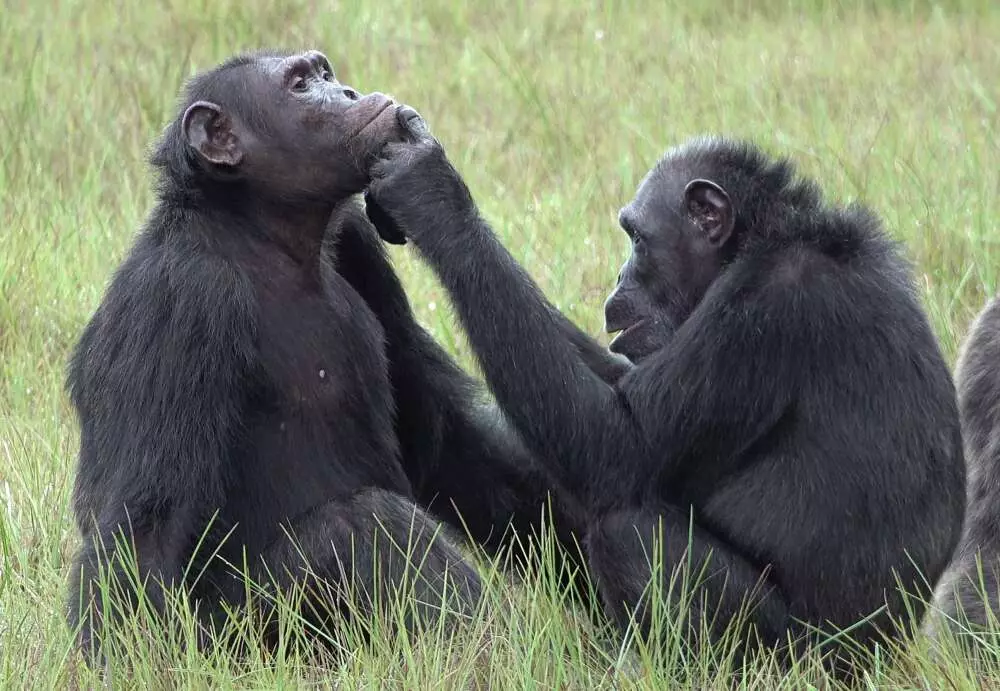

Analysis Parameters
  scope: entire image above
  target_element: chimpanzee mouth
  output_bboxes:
[605,314,643,338]
[607,320,645,353]
[349,96,395,139]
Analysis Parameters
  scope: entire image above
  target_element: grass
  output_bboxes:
[1,0,999,686]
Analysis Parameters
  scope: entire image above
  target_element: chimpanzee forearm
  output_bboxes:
[332,198,630,386]
[253,488,482,643]
[365,169,650,508]
[69,496,212,661]
[552,308,634,385]
[587,504,789,649]
[331,203,590,556]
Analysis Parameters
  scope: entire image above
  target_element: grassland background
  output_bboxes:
[1,0,998,688]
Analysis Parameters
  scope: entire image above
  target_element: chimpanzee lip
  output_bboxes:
[349,96,394,139]
[605,316,644,336]
[608,316,650,352]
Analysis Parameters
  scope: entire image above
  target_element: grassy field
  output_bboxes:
[2,0,999,687]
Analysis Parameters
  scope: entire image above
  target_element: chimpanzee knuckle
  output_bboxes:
[411,139,437,158]
[387,140,411,155]
[398,143,438,172]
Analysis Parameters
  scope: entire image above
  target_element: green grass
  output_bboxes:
[2,0,999,686]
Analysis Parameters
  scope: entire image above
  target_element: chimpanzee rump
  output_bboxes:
[365,120,967,669]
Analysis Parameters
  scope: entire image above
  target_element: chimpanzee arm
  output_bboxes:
[332,199,630,385]
[327,200,589,558]
[552,307,634,385]
[365,151,647,506]
[67,242,257,657]
[365,130,795,511]
[617,263,803,501]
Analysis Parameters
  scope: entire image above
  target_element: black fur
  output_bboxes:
[932,295,1000,631]
[366,128,966,668]
[329,200,589,564]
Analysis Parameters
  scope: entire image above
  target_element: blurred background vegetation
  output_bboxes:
[1,0,997,687]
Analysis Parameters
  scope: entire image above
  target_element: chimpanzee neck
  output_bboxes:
[261,201,333,271]
[221,194,336,277]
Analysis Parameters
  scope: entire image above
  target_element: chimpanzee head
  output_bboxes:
[154,50,404,203]
[603,143,740,363]
[604,138,829,363]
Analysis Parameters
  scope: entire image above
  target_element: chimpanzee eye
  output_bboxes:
[321,70,333,82]
[291,76,308,92]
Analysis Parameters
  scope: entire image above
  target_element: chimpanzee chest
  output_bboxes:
[256,272,391,424]
[223,269,407,554]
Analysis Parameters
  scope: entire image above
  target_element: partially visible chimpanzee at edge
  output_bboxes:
[932,295,1000,633]
[66,51,590,662]
[365,116,967,668]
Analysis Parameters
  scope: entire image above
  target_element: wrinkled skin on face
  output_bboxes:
[178,50,405,201]
[603,165,735,363]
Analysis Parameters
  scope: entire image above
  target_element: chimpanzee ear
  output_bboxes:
[181,101,244,167]
[684,178,733,246]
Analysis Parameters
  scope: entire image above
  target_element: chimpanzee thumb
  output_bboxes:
[396,105,431,143]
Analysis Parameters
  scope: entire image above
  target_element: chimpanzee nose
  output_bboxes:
[340,87,361,101]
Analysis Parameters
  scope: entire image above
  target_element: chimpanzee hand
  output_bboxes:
[365,105,475,246]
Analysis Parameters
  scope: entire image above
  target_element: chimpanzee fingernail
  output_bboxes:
[395,105,429,138]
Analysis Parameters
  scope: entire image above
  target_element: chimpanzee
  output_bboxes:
[931,295,1000,632]
[364,116,967,667]
[65,51,588,662]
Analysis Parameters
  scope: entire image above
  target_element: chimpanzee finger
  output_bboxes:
[364,188,407,245]
[395,105,432,143]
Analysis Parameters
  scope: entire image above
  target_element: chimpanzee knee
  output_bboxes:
[586,506,788,651]
[255,488,481,644]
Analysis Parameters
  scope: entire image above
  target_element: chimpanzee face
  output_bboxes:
[180,50,404,201]
[604,162,734,363]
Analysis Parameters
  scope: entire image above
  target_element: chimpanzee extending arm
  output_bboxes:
[366,119,965,670]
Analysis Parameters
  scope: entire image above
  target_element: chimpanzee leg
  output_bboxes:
[253,488,482,645]
[586,504,789,654]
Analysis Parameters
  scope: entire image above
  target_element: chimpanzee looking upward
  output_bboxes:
[365,119,967,664]
[65,50,584,661]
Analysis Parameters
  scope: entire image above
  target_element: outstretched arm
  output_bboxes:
[364,113,794,511]
[328,200,589,560]
[364,118,649,507]
[67,246,256,659]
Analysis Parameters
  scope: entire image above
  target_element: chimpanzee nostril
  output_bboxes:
[342,88,361,101]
